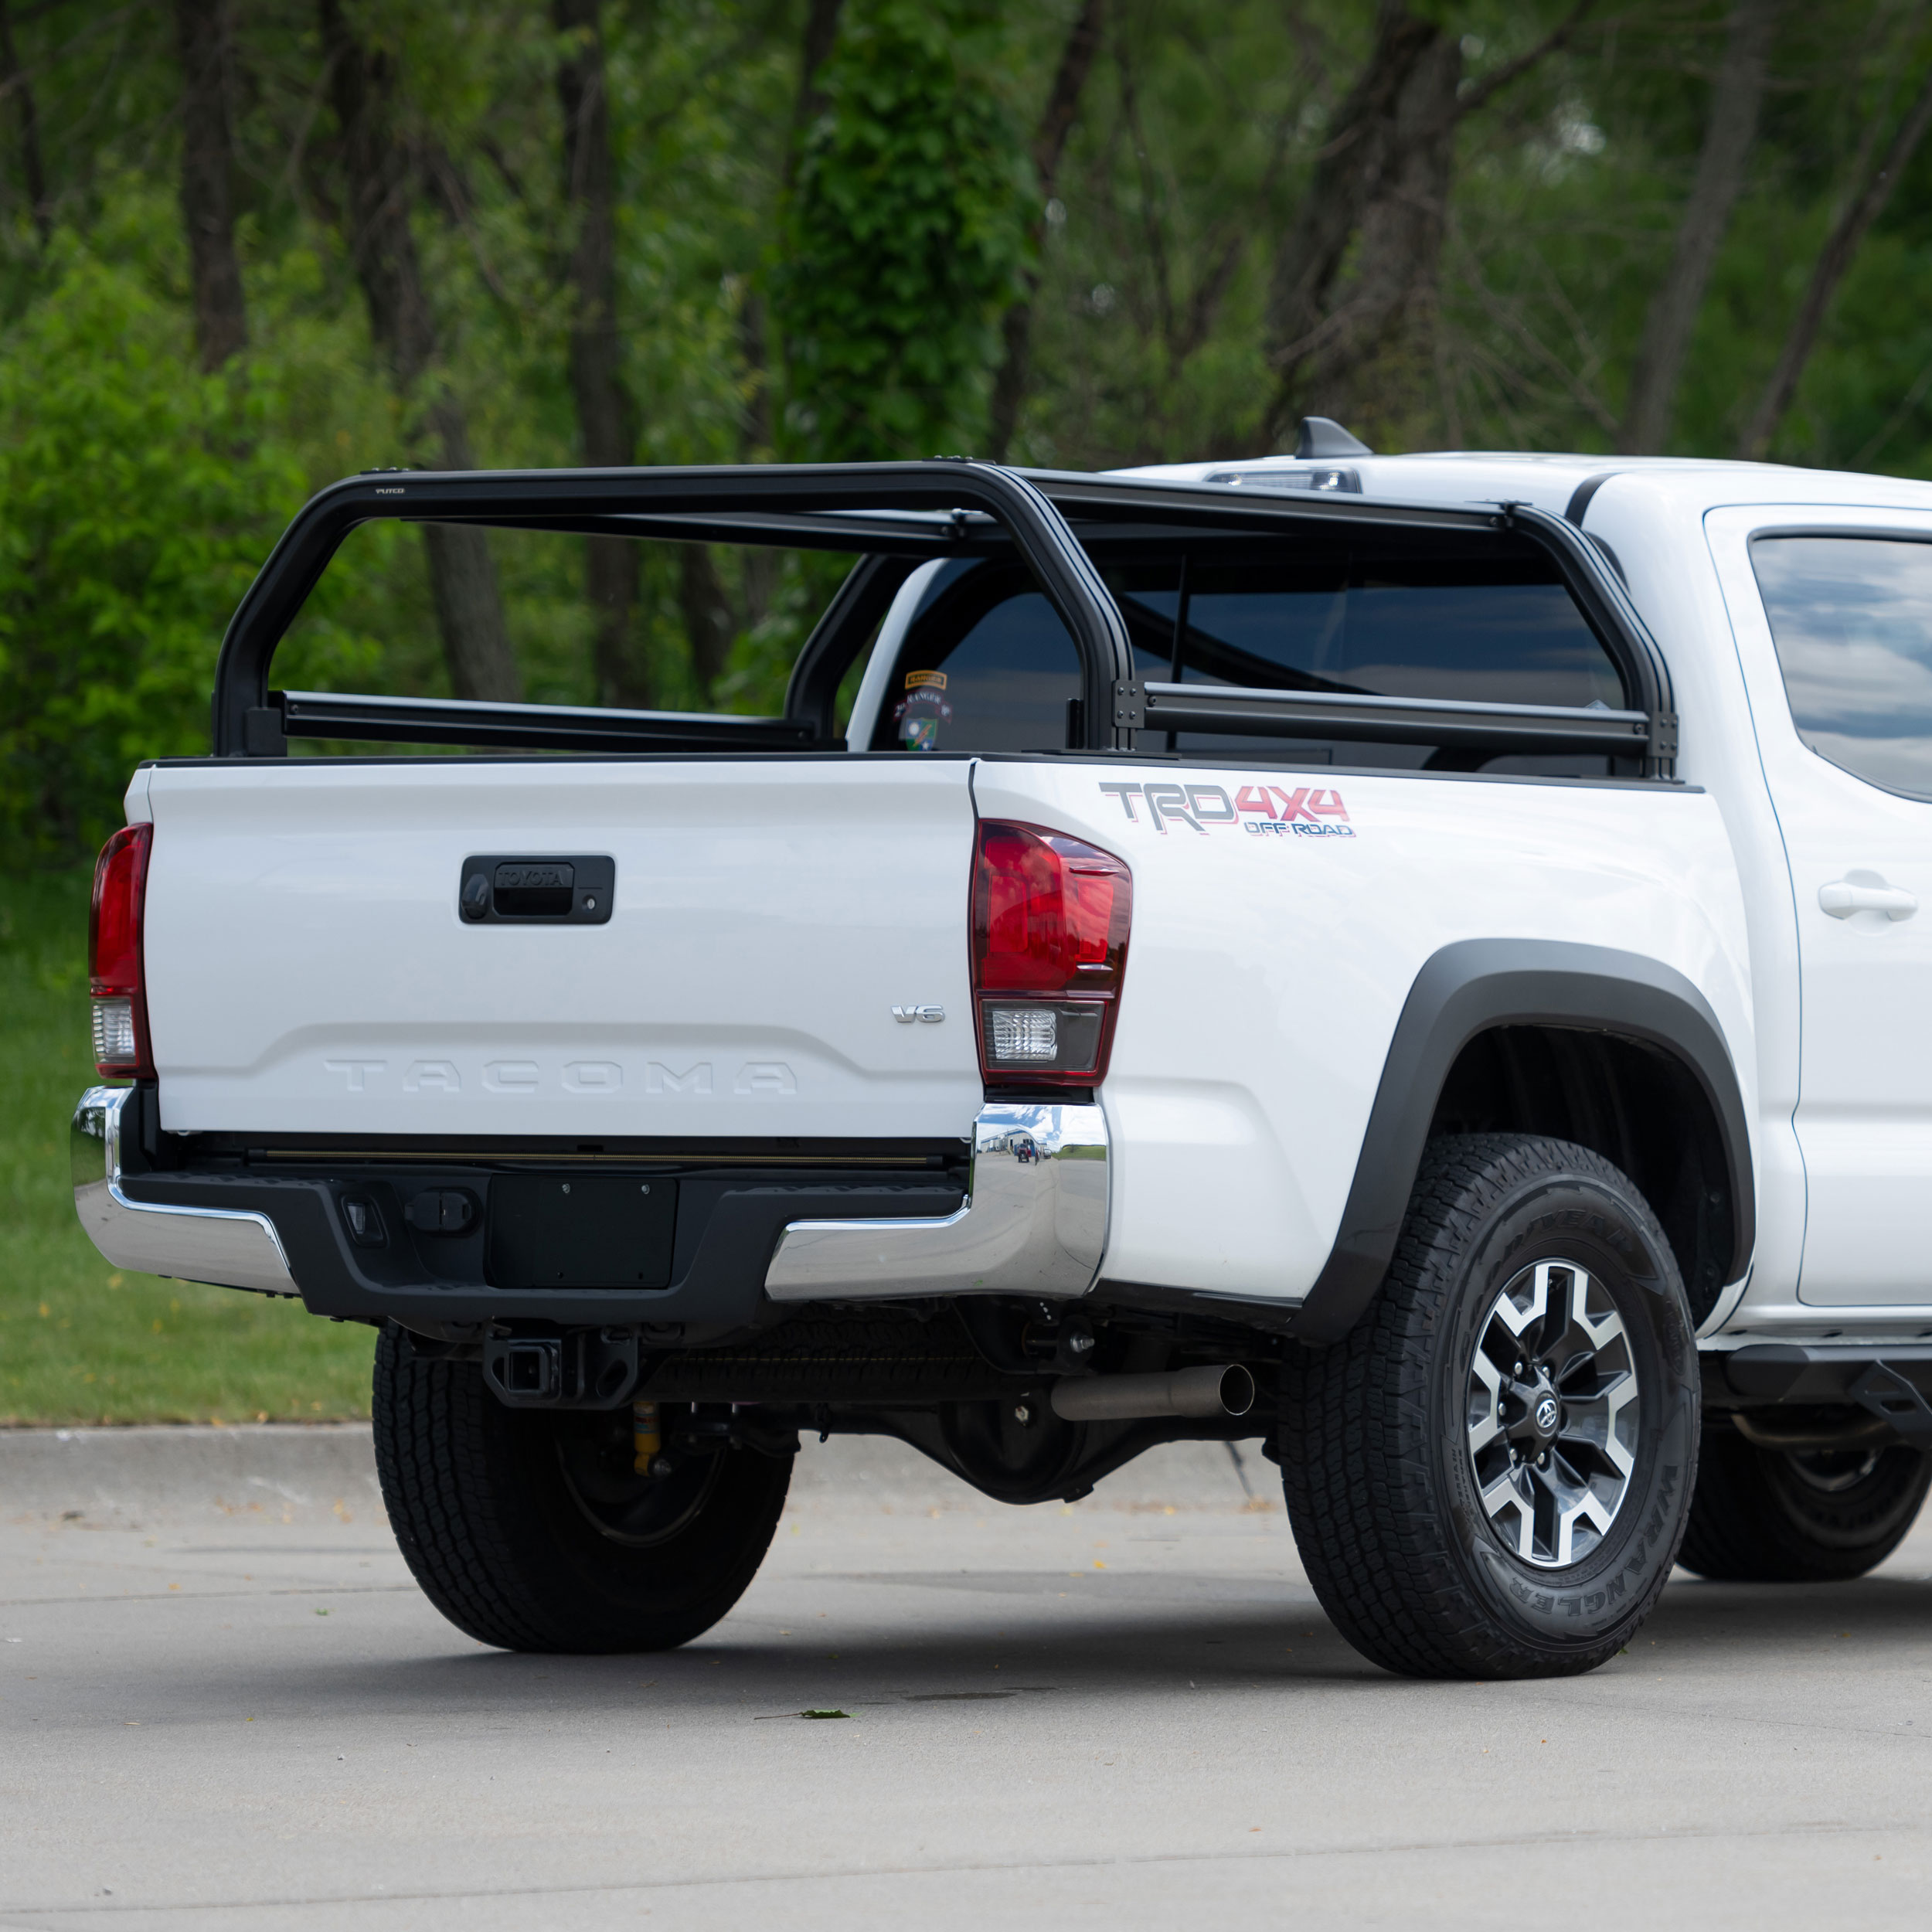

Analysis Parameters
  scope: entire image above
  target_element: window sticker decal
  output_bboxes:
[894,669,953,751]
[1097,780,1355,838]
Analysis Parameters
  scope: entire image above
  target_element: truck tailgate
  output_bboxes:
[135,759,980,1140]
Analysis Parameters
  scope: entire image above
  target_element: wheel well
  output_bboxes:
[1428,1024,1735,1326]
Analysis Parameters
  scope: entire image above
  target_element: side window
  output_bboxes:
[867,562,1084,753]
[1751,535,1932,800]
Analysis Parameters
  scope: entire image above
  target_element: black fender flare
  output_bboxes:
[1293,939,1755,1343]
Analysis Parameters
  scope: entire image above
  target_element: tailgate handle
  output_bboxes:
[495,862,573,917]
[459,855,615,924]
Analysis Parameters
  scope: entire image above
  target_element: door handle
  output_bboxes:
[1819,879,1919,921]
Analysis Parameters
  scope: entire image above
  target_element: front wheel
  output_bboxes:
[1676,1423,1932,1582]
[372,1327,791,1652]
[1282,1134,1699,1679]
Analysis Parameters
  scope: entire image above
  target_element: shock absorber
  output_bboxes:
[632,1399,661,1475]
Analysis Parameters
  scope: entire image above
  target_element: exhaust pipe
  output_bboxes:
[1049,1364,1254,1423]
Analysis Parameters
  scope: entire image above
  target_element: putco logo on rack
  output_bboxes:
[1097,781,1355,837]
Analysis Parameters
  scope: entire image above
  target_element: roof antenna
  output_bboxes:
[1294,416,1373,459]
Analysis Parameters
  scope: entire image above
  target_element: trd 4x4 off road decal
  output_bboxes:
[1097,781,1355,837]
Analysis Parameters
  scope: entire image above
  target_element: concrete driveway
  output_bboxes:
[3,1424,1930,1929]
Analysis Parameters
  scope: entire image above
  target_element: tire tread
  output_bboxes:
[1677,1424,1931,1583]
[372,1327,551,1650]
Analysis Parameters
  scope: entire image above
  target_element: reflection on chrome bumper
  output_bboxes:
[764,1102,1107,1301]
[71,1087,296,1295]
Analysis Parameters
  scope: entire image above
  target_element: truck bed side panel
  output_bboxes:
[971,760,1755,1306]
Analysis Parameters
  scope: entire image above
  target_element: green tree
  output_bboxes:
[0,234,306,862]
[773,0,1032,460]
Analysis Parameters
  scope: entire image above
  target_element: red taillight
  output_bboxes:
[971,821,1131,1087]
[90,822,154,1079]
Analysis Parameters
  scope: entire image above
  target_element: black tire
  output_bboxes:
[1676,1423,1932,1582]
[1281,1133,1699,1679]
[372,1326,791,1652]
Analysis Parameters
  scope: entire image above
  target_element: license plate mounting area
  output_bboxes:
[485,1175,678,1289]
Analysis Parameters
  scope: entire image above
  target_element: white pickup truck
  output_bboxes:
[71,428,1932,1679]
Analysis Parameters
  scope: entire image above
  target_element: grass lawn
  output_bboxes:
[1,869,374,1423]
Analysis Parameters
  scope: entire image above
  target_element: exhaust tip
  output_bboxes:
[1049,1362,1257,1423]
[1217,1363,1256,1417]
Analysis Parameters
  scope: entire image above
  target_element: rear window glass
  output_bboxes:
[866,551,1624,766]
[1112,556,1621,707]
[866,563,1091,753]
[1752,534,1932,800]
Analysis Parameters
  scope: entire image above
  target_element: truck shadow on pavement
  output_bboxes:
[1641,1567,1932,1651]
[317,1565,1932,1709]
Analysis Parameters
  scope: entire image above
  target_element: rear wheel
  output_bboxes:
[1676,1423,1932,1582]
[1282,1134,1699,1679]
[372,1326,791,1652]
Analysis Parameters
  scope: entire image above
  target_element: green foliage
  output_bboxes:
[1011,0,1315,467]
[0,231,309,863]
[1426,0,1932,466]
[774,0,1033,460]
[4,0,1932,863]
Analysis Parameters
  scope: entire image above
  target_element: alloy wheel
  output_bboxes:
[1465,1258,1641,1568]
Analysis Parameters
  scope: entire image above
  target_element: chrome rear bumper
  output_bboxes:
[763,1101,1108,1301]
[71,1087,297,1295]
[71,1087,1102,1310]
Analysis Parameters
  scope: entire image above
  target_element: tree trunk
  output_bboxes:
[554,0,651,709]
[1260,4,1450,446]
[987,0,1106,462]
[787,0,845,185]
[174,0,248,372]
[1324,31,1462,431]
[318,0,519,703]
[735,289,781,631]
[1736,56,1932,460]
[1260,0,1591,451]
[1617,0,1776,454]
[1263,5,1462,446]
[679,546,736,706]
[0,0,49,245]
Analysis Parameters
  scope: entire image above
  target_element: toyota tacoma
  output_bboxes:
[72,425,1932,1676]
